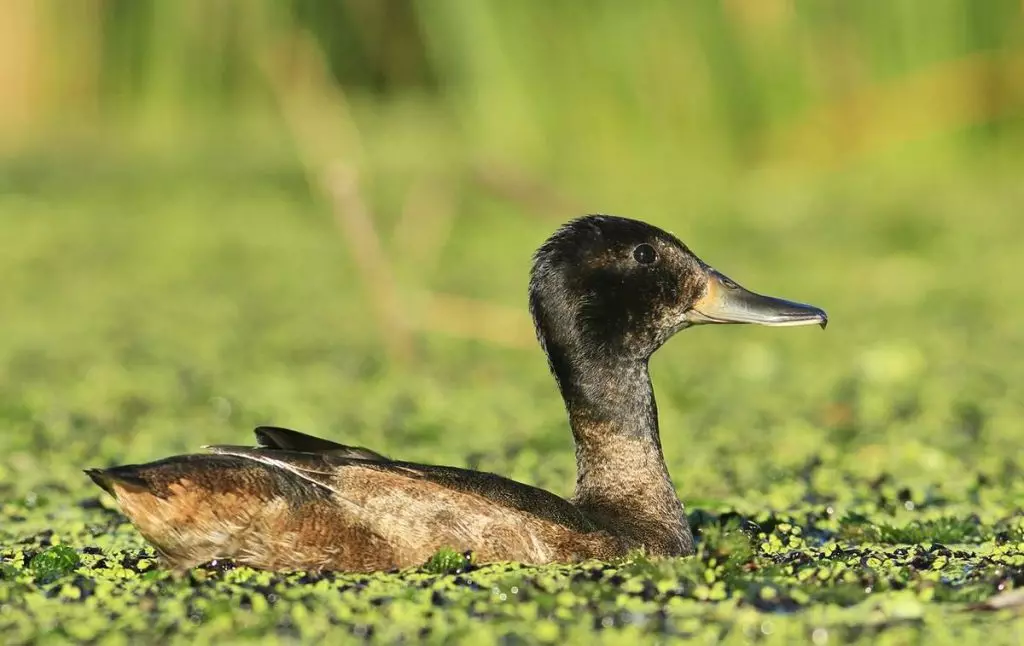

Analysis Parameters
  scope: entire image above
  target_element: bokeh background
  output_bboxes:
[2,0,1024,507]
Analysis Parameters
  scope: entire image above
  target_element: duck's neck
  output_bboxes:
[552,352,693,556]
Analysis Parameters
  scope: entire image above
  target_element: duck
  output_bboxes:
[86,215,826,573]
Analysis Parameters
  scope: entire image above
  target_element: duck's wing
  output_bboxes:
[252,426,389,462]
[242,431,584,530]
[86,446,606,572]
[204,444,589,531]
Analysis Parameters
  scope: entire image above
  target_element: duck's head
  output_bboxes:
[529,215,826,370]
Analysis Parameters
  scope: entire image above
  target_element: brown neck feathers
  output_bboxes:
[560,358,693,556]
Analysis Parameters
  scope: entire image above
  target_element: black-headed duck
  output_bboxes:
[86,215,826,572]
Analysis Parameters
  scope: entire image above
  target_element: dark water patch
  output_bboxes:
[196,559,240,574]
[741,583,805,613]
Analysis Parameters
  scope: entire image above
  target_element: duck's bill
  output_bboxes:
[686,270,828,329]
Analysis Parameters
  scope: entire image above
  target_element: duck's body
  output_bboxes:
[87,215,826,573]
[89,427,628,571]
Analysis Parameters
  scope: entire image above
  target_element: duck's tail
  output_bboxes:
[84,466,147,497]
[82,453,363,572]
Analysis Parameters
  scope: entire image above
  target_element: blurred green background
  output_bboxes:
[4,1,1024,642]
[2,0,1024,503]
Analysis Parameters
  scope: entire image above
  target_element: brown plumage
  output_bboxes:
[86,215,827,573]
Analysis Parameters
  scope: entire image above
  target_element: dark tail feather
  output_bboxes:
[85,465,148,496]
[254,426,350,452]
[254,425,389,461]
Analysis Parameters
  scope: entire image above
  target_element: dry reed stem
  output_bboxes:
[392,173,459,280]
[0,0,41,141]
[322,163,415,363]
[261,31,535,355]
[260,30,413,364]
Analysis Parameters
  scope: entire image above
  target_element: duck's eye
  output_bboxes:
[633,243,657,265]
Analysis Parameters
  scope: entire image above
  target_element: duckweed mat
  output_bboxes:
[3,484,1023,644]
[3,160,1024,644]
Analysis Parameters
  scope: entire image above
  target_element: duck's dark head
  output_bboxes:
[529,215,826,389]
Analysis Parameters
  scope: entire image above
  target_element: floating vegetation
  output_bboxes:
[1,487,1022,643]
